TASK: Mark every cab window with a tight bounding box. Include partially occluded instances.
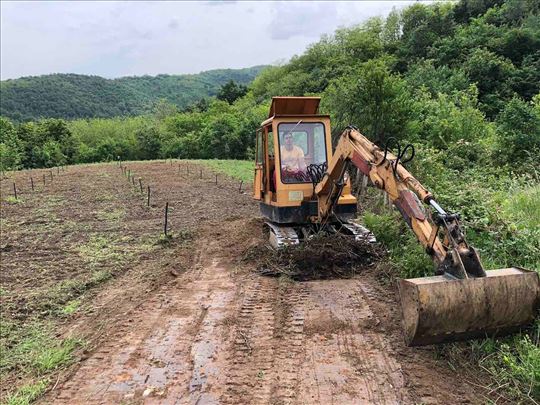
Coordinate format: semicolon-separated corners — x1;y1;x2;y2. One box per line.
278;122;327;184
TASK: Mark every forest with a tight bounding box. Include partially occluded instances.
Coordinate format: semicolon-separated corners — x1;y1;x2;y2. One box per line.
0;66;263;122
1;0;539;400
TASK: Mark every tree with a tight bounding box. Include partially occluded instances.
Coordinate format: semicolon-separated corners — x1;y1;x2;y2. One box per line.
217;80;248;104
463;48;516;116
0;117;22;171
136;126;162;160
322;57;414;144
495;96;540;165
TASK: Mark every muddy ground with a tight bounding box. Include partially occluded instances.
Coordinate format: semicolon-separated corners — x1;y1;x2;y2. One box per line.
1;161;490;404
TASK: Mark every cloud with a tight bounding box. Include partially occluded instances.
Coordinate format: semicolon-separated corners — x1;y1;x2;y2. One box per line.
1;1;420;80
268;2;339;40
205;1;237;6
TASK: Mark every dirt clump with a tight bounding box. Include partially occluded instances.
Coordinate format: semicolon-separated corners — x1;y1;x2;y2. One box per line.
243;233;384;280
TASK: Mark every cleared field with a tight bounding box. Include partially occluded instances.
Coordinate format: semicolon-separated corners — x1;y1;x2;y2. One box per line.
1;160;489;404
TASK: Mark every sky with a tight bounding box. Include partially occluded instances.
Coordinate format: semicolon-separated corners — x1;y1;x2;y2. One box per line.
1;1;423;80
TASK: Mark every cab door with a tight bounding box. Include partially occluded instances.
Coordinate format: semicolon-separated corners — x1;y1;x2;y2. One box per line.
253;128;263;200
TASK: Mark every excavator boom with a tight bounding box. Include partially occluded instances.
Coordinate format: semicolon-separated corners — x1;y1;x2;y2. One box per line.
316;127;539;345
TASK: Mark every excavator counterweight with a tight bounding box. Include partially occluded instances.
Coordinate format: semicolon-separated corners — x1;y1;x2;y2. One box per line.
253;96;539;346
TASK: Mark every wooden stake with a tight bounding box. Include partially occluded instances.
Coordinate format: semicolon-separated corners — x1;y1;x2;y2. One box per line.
200;169;202;179
164;202;169;236
13;182;17;199
49;171;53;180
147;186;151;207
239;180;243;193
139;178;143;193
43;173;46;185
30;177;34;191
215;174;218;185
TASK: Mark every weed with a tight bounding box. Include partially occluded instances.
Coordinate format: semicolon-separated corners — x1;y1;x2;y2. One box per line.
156;233;173;246
61;300;80;315
95;194;114;202
3;379;48;405
0;321;81;378
91;270;112;284
35;271;111;316
77;235;125;266
4;196;21;204
33;338;80;373
156;230;193;247
97;208;124;221
363;211;432;279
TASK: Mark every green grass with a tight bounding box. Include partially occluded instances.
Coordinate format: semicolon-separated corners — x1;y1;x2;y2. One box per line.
0;320;81;389
3;196;21;204
3;379;48;405
61;300;81;315
77;235;125;267
189;159;254;182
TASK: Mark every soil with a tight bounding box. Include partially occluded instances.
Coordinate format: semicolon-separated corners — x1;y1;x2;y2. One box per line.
1;161;489;404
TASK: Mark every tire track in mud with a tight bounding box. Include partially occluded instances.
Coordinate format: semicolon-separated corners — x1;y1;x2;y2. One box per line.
52;251;238;404
222;280;308;405
298;279;411;405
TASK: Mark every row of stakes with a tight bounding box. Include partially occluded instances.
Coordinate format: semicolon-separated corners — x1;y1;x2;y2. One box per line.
118;160;246;236
7;166;65;200
119;163;172;236
170;160;244;193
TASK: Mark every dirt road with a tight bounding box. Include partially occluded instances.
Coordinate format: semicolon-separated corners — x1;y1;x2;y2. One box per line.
1;162;486;404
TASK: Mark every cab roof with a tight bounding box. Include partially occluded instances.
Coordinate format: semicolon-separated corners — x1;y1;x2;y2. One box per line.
269;96;321;118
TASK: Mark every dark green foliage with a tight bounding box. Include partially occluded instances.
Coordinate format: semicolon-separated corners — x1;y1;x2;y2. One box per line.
495;96;540;164
398;3;455;60
136;126;162;161
322;57;414;144
0;117;22;171
0;67;266;122
3;118;77;169
217;80;248;104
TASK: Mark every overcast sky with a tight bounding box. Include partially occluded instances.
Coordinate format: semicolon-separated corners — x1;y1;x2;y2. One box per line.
1;1;424;80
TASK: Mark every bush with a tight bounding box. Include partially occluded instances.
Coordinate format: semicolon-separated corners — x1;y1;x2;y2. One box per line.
495;96;540;166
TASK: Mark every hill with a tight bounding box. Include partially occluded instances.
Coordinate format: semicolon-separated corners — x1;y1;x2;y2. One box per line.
0;66;266;121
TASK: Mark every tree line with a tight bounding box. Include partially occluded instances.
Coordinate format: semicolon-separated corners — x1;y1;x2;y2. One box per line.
0;67;264;122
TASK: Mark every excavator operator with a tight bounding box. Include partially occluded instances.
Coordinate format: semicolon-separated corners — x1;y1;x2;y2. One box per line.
280;132;307;182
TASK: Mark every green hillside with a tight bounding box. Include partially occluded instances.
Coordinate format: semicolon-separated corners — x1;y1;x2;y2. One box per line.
0;66;266;121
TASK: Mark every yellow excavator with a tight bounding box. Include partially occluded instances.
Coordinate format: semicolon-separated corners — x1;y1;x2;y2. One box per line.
253;96;539;346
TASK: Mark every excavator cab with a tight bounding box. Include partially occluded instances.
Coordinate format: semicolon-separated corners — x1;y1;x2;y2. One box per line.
253;96;539;346
254;97;356;224
253;97;371;248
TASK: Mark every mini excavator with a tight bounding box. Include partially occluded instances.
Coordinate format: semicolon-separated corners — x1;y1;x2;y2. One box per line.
253;96;539;346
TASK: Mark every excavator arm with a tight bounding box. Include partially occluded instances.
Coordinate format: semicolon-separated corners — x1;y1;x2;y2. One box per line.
315;127;483;279
315;127;539;346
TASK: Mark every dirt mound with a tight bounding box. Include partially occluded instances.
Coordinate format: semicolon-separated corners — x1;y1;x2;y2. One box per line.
243;233;384;280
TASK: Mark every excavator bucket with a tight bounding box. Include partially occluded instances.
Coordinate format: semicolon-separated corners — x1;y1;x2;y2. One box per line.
399;268;540;346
